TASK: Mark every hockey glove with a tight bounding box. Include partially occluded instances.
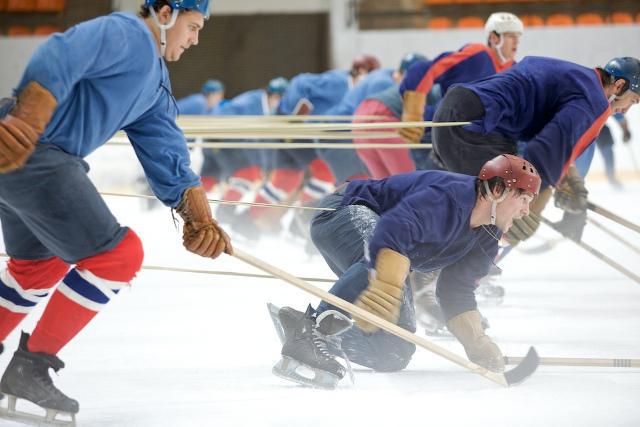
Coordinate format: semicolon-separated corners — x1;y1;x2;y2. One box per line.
447;310;504;372
0;81;57;173
399;90;427;144
354;248;410;333
554;165;588;214
177;186;233;259
504;186;553;245
554;210;587;242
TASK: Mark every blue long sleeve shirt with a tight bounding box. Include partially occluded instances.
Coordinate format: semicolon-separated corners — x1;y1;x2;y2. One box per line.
460;56;611;188
400;43;513;121
15;12;199;207
326;68;395;116
216;89;270;116
177;93;211;115
342;171;499;319
278;70;351;115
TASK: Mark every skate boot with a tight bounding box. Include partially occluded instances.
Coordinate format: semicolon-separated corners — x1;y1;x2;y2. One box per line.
0;332;78;424
410;271;450;336
272;305;351;390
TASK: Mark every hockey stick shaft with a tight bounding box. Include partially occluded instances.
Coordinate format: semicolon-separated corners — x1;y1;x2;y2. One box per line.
232;248;513;387
539;216;640;284
107;139;433;149
505;356;640;368
587;201;640;234
586;217;640;255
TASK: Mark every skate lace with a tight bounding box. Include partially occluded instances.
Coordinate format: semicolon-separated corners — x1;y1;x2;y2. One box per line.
312;329;355;386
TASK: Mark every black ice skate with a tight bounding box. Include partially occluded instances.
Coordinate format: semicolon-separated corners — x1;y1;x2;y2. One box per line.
0;332;78;426
410;271;451;337
270;304;352;390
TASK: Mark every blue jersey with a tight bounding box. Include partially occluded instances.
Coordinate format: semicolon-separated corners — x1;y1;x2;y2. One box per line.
326;68;394;116
15;12;199;207
177;93;213;115
278;70;351;115
460;56;611;188
342;171;499;318
217;89;270;116
400;43;513;121
368;84;403;118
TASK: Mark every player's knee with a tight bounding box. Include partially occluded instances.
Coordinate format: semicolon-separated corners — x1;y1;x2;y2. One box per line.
370;341;416;372
6;256;69;290
76;229;144;282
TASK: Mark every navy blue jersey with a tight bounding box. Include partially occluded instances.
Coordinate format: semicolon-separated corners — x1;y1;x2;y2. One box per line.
461;56;611;187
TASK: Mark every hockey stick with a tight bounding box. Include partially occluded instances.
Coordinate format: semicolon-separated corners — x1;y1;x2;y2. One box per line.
539;216;640;285
504;356;640;368
587;217;640;255
587;201;640;234
107;139;434;149
232;248;539;387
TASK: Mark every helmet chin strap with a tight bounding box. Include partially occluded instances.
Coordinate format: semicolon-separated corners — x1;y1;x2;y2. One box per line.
494;34;508;64
149;8;179;57
483;181;510;225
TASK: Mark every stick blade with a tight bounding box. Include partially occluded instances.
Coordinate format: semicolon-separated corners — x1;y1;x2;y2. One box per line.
503;347;539;386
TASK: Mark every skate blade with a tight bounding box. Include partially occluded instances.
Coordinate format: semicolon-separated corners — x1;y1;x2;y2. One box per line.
0;395;76;426
272;357;340;390
267;303;286;345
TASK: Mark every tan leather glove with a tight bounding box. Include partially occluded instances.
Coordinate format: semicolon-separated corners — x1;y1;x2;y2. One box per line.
177;186;233;259
0;81;57;173
504;186;553;245
399;90;427;144
354;248;410;333
554;165;588;214
447;310;504;372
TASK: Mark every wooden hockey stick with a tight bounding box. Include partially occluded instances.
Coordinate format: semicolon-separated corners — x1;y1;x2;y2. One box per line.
539;216;640;285
505;356;640;368
232;248;539;387
587;201;640;234
106;138;433;149
178;115;389;122
587;217;640;255
110;132;404;142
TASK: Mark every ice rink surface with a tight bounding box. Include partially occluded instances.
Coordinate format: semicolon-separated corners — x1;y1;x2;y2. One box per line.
1;112;639;426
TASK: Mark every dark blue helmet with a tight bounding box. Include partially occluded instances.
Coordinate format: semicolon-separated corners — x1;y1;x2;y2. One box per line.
399;52;427;73
201;79;224;94
144;0;211;19
603;57;640;94
267;77;288;95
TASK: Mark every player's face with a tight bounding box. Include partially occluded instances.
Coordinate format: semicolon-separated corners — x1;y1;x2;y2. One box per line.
268;93;282;112
164;10;204;62
206;91;224;109
496;190;533;232
610;89;640;114
498;32;520;62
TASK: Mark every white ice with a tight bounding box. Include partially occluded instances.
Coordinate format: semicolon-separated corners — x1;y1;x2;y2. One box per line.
1;114;640;426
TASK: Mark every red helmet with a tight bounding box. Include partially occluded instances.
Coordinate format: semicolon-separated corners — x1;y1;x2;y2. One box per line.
351;55;381;75
479;154;541;195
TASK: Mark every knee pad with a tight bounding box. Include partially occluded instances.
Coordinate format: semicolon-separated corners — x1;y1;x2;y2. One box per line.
7;257;69;291
370;337;416;372
76;228;143;283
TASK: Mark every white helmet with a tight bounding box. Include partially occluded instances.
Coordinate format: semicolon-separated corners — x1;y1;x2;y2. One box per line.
484;12;524;37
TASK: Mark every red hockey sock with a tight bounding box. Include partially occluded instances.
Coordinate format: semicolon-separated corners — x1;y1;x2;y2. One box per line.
250;169;304;218
0;257;69;341
201;176;217;192
28;229;144;355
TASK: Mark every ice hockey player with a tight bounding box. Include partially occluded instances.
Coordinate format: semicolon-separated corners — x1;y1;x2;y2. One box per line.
212;77;289;223
176;78;226;115
0;0;231;422
236;57;380;240
431;56;640;248
270;154;541;389
399;12;523;169
353;52;427;179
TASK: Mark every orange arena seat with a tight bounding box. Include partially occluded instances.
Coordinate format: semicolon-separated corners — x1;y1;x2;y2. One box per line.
0;0;7;12
457;16;484;28
576;13;604;25
427;17;453;29
609;12;633;24
33;25;61;35
7;0;36;12
35;0;65;12
521;15;544;27
546;14;574;26
8;25;32;36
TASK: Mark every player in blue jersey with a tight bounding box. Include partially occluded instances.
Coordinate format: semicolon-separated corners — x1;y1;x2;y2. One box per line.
399;12;523;160
176;79;226;115
0;0;230;420
269;154;541;389
432;56;640;246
